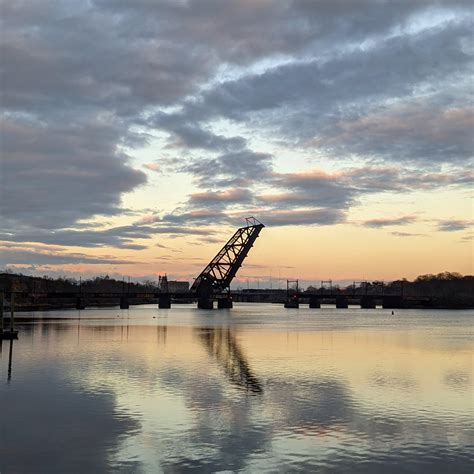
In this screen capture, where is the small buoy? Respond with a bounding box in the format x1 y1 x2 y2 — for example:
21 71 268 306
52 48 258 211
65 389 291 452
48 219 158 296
153 316 156 319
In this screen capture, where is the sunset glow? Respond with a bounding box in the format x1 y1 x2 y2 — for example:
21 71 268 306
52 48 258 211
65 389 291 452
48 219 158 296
1 1 472 284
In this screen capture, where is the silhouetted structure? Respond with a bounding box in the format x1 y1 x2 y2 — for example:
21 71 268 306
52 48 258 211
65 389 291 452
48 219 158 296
284 280 300 308
191 217 265 308
1 263 473 311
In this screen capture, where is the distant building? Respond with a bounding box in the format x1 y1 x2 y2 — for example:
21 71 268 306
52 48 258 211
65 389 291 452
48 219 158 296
159 275 189 293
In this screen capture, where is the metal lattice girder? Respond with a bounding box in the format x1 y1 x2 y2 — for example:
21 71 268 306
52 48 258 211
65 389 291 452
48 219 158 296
191 217 264 294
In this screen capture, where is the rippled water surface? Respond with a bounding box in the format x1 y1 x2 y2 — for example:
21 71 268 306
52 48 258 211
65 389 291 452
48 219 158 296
1 304 473 473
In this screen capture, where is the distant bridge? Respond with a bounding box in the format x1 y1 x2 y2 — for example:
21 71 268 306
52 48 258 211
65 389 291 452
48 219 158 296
0 217 434 312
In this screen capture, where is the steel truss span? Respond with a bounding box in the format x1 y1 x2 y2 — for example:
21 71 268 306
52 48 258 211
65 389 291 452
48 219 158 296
191 217 265 296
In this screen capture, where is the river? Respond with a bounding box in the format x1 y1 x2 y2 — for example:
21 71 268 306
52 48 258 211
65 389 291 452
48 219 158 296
0 304 472 473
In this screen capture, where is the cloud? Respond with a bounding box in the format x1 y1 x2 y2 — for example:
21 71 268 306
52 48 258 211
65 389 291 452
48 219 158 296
437 219 473 232
190 188 253 205
391 232 426 237
0 247 137 266
1 0 471 259
363 216 417 228
154 163 472 231
253 166 472 224
184 149 273 188
143 163 161 172
313 104 474 164
95 0 446 67
1 117 147 229
150 112 247 152
171 14 473 165
0 222 213 249
266 169 358 208
261 208 345 227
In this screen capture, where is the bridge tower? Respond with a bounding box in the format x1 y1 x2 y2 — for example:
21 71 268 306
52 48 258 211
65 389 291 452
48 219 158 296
191 217 265 309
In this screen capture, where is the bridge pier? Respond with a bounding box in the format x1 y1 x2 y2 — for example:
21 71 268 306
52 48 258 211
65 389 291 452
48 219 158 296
0 293 3 334
217 298 233 309
284 297 299 308
76 297 85 310
336 296 348 308
360 296 376 309
158 295 171 309
382 296 403 309
198 298 214 310
120 297 129 309
309 296 321 308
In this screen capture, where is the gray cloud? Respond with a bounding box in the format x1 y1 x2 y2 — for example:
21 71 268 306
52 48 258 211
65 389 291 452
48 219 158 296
1 117 147 229
391 232 426 238
154 164 472 230
363 216 417 228
1 0 471 257
95 0 451 66
261 208 345 227
173 15 473 164
184 149 273 188
0 223 213 249
190 188 253 206
0 248 137 266
266 170 359 208
150 112 247 152
437 219 473 232
314 103 474 164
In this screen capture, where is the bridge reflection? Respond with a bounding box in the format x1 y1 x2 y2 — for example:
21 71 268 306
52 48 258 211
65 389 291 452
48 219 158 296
196 327 263 394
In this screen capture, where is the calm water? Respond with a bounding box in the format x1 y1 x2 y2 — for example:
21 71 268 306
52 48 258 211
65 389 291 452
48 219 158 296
0 304 472 473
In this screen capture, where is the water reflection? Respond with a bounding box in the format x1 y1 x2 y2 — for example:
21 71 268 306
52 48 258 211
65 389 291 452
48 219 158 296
0 306 473 473
0 339 15 382
0 345 140 473
7 339 13 382
196 327 263 394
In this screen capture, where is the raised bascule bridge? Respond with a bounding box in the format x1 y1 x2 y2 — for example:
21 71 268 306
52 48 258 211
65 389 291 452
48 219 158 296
157 217 265 309
189 216 265 309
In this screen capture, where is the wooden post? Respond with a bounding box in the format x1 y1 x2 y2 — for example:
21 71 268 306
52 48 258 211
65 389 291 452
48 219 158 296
8 339 13 381
0 293 4 333
10 292 15 331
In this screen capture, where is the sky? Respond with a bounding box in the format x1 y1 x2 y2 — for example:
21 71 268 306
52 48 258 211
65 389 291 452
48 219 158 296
1 0 473 286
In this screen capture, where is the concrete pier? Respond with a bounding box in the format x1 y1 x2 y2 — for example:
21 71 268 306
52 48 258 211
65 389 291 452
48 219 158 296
158 295 171 309
284 298 299 308
309 296 321 308
336 296 349 308
120 297 130 309
360 296 376 309
382 296 404 309
217 298 233 309
76 297 86 310
198 299 214 309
